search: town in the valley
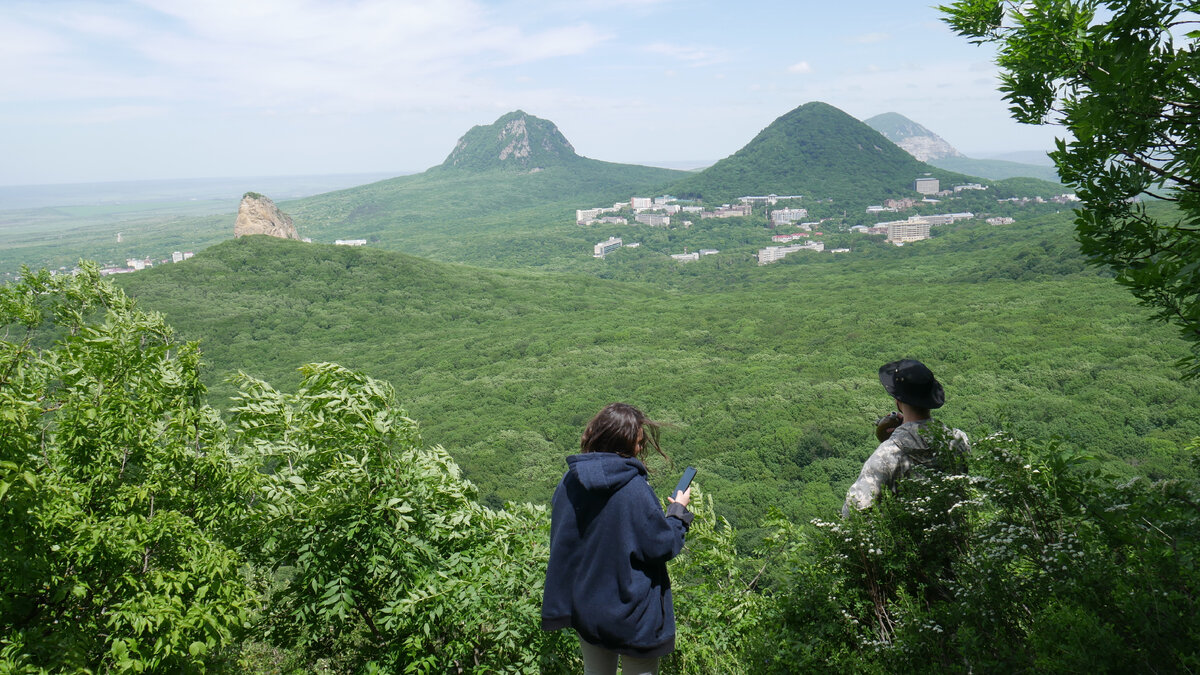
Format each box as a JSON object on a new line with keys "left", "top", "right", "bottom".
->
{"left": 582, "top": 175, "right": 1079, "bottom": 265}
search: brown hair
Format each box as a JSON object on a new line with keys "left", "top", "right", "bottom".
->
{"left": 580, "top": 402, "right": 668, "bottom": 463}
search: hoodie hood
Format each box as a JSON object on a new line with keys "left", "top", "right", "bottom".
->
{"left": 566, "top": 452, "right": 647, "bottom": 493}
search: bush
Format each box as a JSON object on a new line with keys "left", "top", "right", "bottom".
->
{"left": 760, "top": 433, "right": 1200, "bottom": 673}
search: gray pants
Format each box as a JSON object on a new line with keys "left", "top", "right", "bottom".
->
{"left": 579, "top": 638, "right": 659, "bottom": 675}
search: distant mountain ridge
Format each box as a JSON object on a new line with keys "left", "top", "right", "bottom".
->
{"left": 439, "top": 111, "right": 581, "bottom": 172}
{"left": 865, "top": 112, "right": 1061, "bottom": 183}
{"left": 668, "top": 102, "right": 975, "bottom": 204}
{"left": 863, "top": 112, "right": 965, "bottom": 162}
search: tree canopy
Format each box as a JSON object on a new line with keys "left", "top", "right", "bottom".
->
{"left": 940, "top": 0, "right": 1200, "bottom": 375}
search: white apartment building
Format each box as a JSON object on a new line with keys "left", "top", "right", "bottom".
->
{"left": 635, "top": 213, "right": 670, "bottom": 226}
{"left": 886, "top": 221, "right": 931, "bottom": 243}
{"left": 631, "top": 197, "right": 653, "bottom": 210}
{"left": 771, "top": 207, "right": 809, "bottom": 225}
{"left": 671, "top": 252, "right": 700, "bottom": 262}
{"left": 593, "top": 236, "right": 623, "bottom": 258}
{"left": 757, "top": 241, "right": 825, "bottom": 265}
{"left": 335, "top": 239, "right": 368, "bottom": 246}
{"left": 577, "top": 208, "right": 603, "bottom": 223}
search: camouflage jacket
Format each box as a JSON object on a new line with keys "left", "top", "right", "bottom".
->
{"left": 841, "top": 419, "right": 970, "bottom": 517}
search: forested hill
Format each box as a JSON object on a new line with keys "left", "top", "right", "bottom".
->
{"left": 436, "top": 110, "right": 583, "bottom": 172}
{"left": 117, "top": 215, "right": 1200, "bottom": 528}
{"left": 277, "top": 111, "right": 686, "bottom": 262}
{"left": 668, "top": 102, "right": 978, "bottom": 204}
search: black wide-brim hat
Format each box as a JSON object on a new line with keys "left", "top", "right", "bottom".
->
{"left": 879, "top": 359, "right": 945, "bottom": 409}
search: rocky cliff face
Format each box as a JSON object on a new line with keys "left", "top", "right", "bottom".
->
{"left": 863, "top": 112, "right": 965, "bottom": 162}
{"left": 233, "top": 192, "right": 300, "bottom": 240}
{"left": 440, "top": 110, "right": 580, "bottom": 172}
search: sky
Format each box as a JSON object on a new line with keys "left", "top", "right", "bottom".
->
{"left": 0, "top": 0, "right": 1067, "bottom": 186}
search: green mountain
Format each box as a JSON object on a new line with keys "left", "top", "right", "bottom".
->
{"left": 266, "top": 110, "right": 687, "bottom": 267}
{"left": 437, "top": 110, "right": 581, "bottom": 172}
{"left": 669, "top": 102, "right": 978, "bottom": 204}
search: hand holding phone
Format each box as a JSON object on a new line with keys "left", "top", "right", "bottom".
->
{"left": 670, "top": 466, "right": 696, "bottom": 507}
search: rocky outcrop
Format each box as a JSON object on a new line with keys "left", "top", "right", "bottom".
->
{"left": 890, "top": 135, "right": 965, "bottom": 163}
{"left": 233, "top": 192, "right": 300, "bottom": 240}
{"left": 440, "top": 110, "right": 580, "bottom": 172}
{"left": 863, "top": 112, "right": 966, "bottom": 162}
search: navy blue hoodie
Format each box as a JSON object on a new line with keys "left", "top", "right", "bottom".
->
{"left": 541, "top": 452, "right": 693, "bottom": 658}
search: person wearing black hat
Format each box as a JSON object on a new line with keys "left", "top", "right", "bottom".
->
{"left": 841, "top": 359, "right": 969, "bottom": 517}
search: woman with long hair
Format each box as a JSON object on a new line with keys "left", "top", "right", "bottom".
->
{"left": 541, "top": 402, "right": 693, "bottom": 675}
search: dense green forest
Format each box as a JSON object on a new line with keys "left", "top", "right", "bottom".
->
{"left": 4, "top": 266, "right": 1196, "bottom": 673}
{"left": 115, "top": 208, "right": 1199, "bottom": 533}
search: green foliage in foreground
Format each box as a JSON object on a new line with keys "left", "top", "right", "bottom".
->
{"left": 1, "top": 264, "right": 253, "bottom": 672}
{"left": 4, "top": 269, "right": 1197, "bottom": 673}
{"left": 758, "top": 434, "right": 1200, "bottom": 673}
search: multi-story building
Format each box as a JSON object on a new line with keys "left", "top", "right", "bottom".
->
{"left": 886, "top": 221, "right": 931, "bottom": 243}
{"left": 908, "top": 212, "right": 974, "bottom": 226}
{"left": 701, "top": 204, "right": 753, "bottom": 219}
{"left": 671, "top": 252, "right": 700, "bottom": 262}
{"left": 771, "top": 207, "right": 809, "bottom": 224}
{"left": 914, "top": 177, "right": 940, "bottom": 195}
{"left": 635, "top": 213, "right": 670, "bottom": 226}
{"left": 885, "top": 198, "right": 916, "bottom": 210}
{"left": 335, "top": 239, "right": 368, "bottom": 246}
{"left": 630, "top": 197, "right": 653, "bottom": 210}
{"left": 576, "top": 208, "right": 603, "bottom": 223}
{"left": 757, "top": 241, "right": 825, "bottom": 265}
{"left": 953, "top": 183, "right": 985, "bottom": 192}
{"left": 986, "top": 216, "right": 1016, "bottom": 225}
{"left": 740, "top": 194, "right": 803, "bottom": 205}
{"left": 593, "top": 236, "right": 623, "bottom": 258}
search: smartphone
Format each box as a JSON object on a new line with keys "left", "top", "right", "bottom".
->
{"left": 673, "top": 466, "right": 697, "bottom": 498}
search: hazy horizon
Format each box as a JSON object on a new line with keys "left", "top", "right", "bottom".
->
{"left": 2, "top": 1, "right": 1063, "bottom": 186}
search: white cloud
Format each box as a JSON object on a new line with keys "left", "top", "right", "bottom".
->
{"left": 787, "top": 61, "right": 812, "bottom": 74}
{"left": 2, "top": 0, "right": 613, "bottom": 113}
